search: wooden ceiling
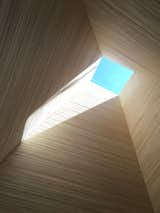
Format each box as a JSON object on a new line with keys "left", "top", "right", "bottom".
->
{"left": 0, "top": 0, "right": 159, "bottom": 212}
{"left": 120, "top": 65, "right": 160, "bottom": 213}
{"left": 83, "top": 1, "right": 160, "bottom": 213}
{"left": 0, "top": 98, "right": 154, "bottom": 212}
{"left": 0, "top": 0, "right": 100, "bottom": 162}
{"left": 84, "top": 0, "right": 160, "bottom": 75}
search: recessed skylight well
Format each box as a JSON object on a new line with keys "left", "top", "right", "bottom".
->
{"left": 22, "top": 57, "right": 134, "bottom": 140}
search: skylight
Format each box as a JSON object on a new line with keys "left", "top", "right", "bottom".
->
{"left": 91, "top": 57, "right": 133, "bottom": 94}
{"left": 22, "top": 57, "right": 133, "bottom": 140}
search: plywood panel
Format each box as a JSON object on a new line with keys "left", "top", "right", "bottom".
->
{"left": 22, "top": 62, "right": 116, "bottom": 140}
{"left": 0, "top": 0, "right": 100, "bottom": 161}
{"left": 84, "top": 0, "right": 160, "bottom": 75}
{"left": 84, "top": 1, "right": 160, "bottom": 212}
{"left": 0, "top": 97, "right": 153, "bottom": 212}
{"left": 120, "top": 71, "right": 160, "bottom": 213}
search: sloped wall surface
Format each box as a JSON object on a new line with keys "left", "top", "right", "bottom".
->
{"left": 0, "top": 98, "right": 153, "bottom": 212}
{"left": 0, "top": 0, "right": 100, "bottom": 162}
{"left": 84, "top": 1, "right": 160, "bottom": 212}
{"left": 120, "top": 70, "right": 160, "bottom": 213}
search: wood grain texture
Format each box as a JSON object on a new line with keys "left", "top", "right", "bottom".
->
{"left": 120, "top": 70, "right": 160, "bottom": 213}
{"left": 84, "top": 1, "right": 160, "bottom": 212}
{"left": 0, "top": 97, "right": 154, "bottom": 212}
{"left": 22, "top": 64, "right": 116, "bottom": 140}
{"left": 84, "top": 0, "right": 160, "bottom": 75}
{"left": 0, "top": 0, "right": 100, "bottom": 161}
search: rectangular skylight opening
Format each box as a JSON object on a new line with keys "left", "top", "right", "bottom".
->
{"left": 22, "top": 57, "right": 133, "bottom": 141}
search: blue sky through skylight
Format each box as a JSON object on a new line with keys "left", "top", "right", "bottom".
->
{"left": 91, "top": 57, "right": 133, "bottom": 95}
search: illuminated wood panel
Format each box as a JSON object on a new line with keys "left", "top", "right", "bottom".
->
{"left": 0, "top": 0, "right": 100, "bottom": 161}
{"left": 0, "top": 98, "right": 153, "bottom": 212}
{"left": 120, "top": 70, "right": 160, "bottom": 213}
{"left": 83, "top": 1, "right": 160, "bottom": 212}
{"left": 0, "top": 0, "right": 158, "bottom": 212}
{"left": 22, "top": 60, "right": 117, "bottom": 140}
{"left": 84, "top": 0, "right": 160, "bottom": 75}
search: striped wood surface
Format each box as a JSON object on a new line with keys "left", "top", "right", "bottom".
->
{"left": 0, "top": 0, "right": 100, "bottom": 161}
{"left": 0, "top": 98, "right": 154, "bottom": 212}
{"left": 120, "top": 70, "right": 160, "bottom": 213}
{"left": 84, "top": 1, "right": 160, "bottom": 212}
